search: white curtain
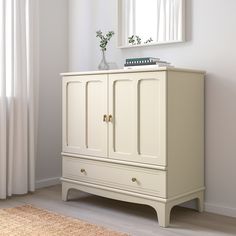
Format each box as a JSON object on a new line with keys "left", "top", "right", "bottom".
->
{"left": 157, "top": 0, "right": 182, "bottom": 42}
{"left": 0, "top": 0, "right": 38, "bottom": 199}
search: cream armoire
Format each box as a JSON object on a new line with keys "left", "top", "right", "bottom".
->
{"left": 61, "top": 67, "right": 205, "bottom": 227}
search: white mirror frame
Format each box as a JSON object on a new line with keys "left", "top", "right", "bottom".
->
{"left": 117, "top": 0, "right": 186, "bottom": 49}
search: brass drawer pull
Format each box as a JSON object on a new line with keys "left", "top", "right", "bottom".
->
{"left": 80, "top": 169, "right": 86, "bottom": 173}
{"left": 132, "top": 178, "right": 137, "bottom": 183}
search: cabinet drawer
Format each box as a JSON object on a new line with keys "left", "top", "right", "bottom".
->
{"left": 62, "top": 156, "right": 166, "bottom": 198}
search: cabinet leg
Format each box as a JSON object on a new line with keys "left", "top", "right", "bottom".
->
{"left": 62, "top": 183, "right": 70, "bottom": 201}
{"left": 197, "top": 191, "right": 204, "bottom": 212}
{"left": 154, "top": 203, "right": 172, "bottom": 228}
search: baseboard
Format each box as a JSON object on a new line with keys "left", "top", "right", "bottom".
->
{"left": 181, "top": 200, "right": 236, "bottom": 218}
{"left": 205, "top": 202, "right": 236, "bottom": 218}
{"left": 36, "top": 177, "right": 61, "bottom": 189}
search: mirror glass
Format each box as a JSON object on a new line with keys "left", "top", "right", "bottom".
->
{"left": 118, "top": 0, "right": 185, "bottom": 48}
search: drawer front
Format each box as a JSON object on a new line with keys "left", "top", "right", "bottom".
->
{"left": 62, "top": 156, "right": 166, "bottom": 198}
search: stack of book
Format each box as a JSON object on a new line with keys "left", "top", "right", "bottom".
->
{"left": 124, "top": 57, "right": 173, "bottom": 69}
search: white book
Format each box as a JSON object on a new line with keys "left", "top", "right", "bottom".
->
{"left": 124, "top": 64, "right": 174, "bottom": 70}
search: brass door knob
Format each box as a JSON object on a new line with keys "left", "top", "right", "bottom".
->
{"left": 108, "top": 115, "right": 113, "bottom": 122}
{"left": 103, "top": 115, "right": 107, "bottom": 122}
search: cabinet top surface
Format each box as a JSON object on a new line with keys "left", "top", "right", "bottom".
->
{"left": 61, "top": 67, "right": 205, "bottom": 77}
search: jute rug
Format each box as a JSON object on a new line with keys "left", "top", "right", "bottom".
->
{"left": 0, "top": 205, "right": 129, "bottom": 236}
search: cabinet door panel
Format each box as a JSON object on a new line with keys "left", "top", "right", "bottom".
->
{"left": 109, "top": 72, "right": 166, "bottom": 166}
{"left": 87, "top": 80, "right": 105, "bottom": 151}
{"left": 67, "top": 81, "right": 85, "bottom": 149}
{"left": 113, "top": 80, "right": 134, "bottom": 155}
{"left": 138, "top": 79, "right": 160, "bottom": 157}
{"left": 63, "top": 75, "right": 108, "bottom": 157}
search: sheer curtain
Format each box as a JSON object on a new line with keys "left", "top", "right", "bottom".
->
{"left": 157, "top": 0, "right": 182, "bottom": 42}
{"left": 0, "top": 0, "right": 38, "bottom": 199}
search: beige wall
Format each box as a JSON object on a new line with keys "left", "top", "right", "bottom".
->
{"left": 36, "top": 0, "right": 68, "bottom": 187}
{"left": 68, "top": 0, "right": 236, "bottom": 217}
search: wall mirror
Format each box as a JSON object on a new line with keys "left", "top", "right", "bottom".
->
{"left": 117, "top": 0, "right": 185, "bottom": 48}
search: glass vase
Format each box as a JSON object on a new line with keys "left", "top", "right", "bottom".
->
{"left": 98, "top": 50, "right": 109, "bottom": 70}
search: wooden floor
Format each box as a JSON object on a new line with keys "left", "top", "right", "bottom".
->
{"left": 0, "top": 185, "right": 236, "bottom": 236}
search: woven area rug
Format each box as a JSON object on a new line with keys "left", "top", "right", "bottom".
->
{"left": 0, "top": 205, "right": 128, "bottom": 236}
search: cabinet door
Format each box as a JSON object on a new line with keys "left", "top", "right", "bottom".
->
{"left": 63, "top": 75, "right": 108, "bottom": 157}
{"left": 109, "top": 72, "right": 166, "bottom": 166}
